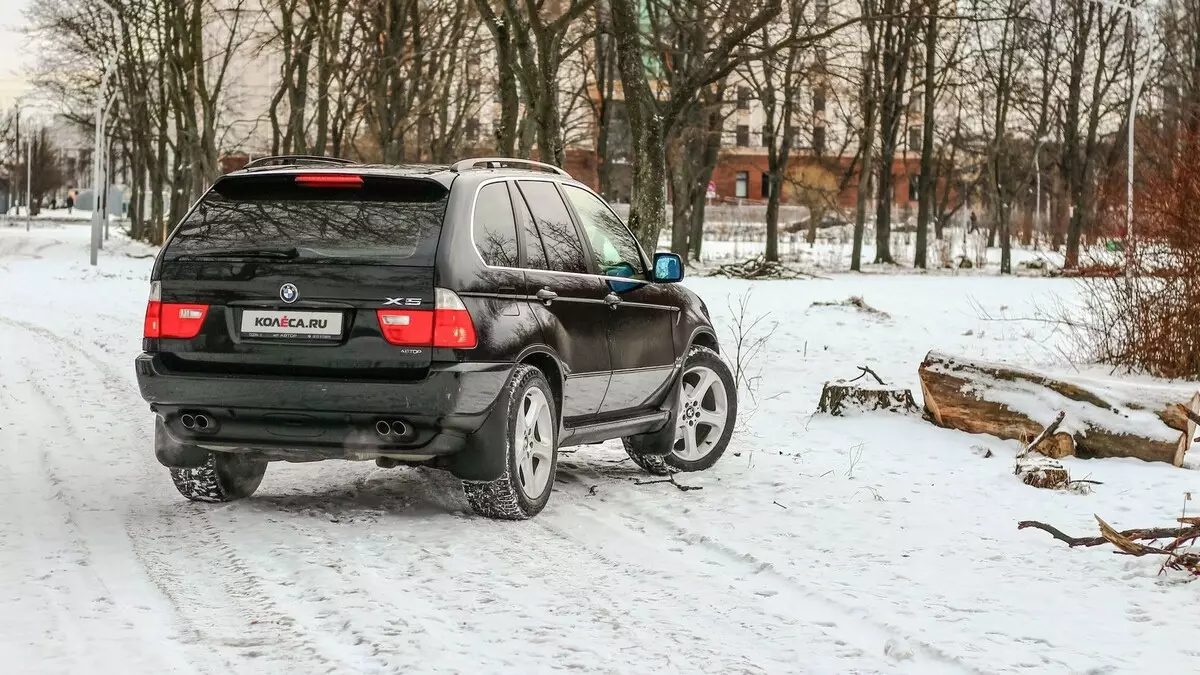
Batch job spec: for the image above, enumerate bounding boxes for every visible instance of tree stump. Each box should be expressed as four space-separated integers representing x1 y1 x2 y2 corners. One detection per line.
818 381 918 416
1015 455 1070 490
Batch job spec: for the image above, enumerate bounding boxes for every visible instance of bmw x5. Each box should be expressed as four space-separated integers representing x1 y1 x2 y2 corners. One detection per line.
135 156 737 519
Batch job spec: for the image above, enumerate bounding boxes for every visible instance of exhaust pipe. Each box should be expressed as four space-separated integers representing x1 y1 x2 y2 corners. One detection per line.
181 414 196 430
375 419 409 440
194 414 211 430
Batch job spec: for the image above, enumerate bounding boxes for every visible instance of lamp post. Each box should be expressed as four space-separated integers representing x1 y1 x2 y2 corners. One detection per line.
1091 0 1148 279
90 0 122 266
1033 135 1051 247
25 138 31 232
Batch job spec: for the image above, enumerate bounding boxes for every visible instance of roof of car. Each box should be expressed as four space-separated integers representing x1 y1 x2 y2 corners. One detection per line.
226 156 578 184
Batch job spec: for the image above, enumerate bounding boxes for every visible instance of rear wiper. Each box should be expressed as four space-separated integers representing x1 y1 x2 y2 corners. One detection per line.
172 246 311 260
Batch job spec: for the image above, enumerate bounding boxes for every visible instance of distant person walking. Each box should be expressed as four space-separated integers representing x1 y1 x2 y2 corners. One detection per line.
65 189 75 215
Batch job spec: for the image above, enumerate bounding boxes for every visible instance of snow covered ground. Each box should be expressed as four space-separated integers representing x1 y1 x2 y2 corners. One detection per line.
1 222 1198 674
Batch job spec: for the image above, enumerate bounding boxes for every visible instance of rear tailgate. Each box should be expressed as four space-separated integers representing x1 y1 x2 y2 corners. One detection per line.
149 171 450 379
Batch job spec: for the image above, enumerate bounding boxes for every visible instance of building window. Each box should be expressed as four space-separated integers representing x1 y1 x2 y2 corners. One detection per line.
910 89 924 114
786 125 798 147
908 126 922 152
813 87 826 113
737 87 751 110
466 118 480 142
735 171 749 199
813 126 826 155
762 124 772 147
909 174 921 201
761 172 772 198
815 0 829 23
736 125 750 147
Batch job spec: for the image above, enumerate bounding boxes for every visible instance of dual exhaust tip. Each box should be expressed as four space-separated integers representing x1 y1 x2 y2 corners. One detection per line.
375 420 409 439
180 413 213 431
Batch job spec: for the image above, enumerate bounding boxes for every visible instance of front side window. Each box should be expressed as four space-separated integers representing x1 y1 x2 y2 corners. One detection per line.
735 172 749 199
472 182 518 267
516 181 588 274
562 185 645 277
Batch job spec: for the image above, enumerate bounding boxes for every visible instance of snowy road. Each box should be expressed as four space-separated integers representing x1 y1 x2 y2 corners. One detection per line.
2 224 1198 674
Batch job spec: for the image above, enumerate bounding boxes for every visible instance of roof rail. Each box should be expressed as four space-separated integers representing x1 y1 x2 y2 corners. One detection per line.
243 155 357 169
450 157 569 177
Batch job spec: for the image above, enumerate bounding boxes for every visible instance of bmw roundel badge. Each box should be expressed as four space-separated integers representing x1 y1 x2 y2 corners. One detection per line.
280 283 299 304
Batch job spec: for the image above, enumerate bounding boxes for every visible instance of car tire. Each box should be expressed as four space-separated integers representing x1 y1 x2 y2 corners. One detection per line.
624 345 737 474
463 365 559 520
169 451 268 503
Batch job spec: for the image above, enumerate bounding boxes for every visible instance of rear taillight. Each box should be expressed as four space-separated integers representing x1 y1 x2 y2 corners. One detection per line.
432 288 477 348
143 281 209 339
143 282 162 338
376 288 477 349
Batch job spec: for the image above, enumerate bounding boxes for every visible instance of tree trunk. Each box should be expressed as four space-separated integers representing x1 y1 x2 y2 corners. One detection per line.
609 0 667 251
919 351 1191 465
914 2 937 269
852 40 877 272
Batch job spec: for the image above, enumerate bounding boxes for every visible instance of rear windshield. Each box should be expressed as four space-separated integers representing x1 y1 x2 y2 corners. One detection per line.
165 176 448 265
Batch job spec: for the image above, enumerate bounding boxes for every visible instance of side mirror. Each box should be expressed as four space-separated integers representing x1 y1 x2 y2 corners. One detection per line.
652 253 684 283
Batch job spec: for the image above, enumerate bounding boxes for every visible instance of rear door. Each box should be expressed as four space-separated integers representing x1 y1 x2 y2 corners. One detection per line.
511 180 611 425
151 171 448 379
560 184 678 414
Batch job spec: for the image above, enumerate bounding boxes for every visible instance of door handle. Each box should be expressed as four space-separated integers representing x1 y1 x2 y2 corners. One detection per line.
604 293 621 309
535 287 558 305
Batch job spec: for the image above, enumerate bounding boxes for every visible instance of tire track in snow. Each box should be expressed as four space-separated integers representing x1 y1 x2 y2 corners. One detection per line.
0 318 349 674
0 335 198 673
11 310 749 673
555 457 980 674
228 468 654 674
5 314 403 673
241 466 767 673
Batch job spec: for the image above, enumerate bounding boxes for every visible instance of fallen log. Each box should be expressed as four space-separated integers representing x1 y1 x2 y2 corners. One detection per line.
919 351 1196 466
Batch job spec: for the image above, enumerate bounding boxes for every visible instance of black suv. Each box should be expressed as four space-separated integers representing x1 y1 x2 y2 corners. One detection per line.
135 156 736 519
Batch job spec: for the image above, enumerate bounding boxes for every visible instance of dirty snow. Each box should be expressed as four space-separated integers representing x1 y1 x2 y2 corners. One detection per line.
1 222 1199 674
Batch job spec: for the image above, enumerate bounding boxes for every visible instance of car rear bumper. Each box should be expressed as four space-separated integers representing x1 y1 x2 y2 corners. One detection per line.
136 354 512 458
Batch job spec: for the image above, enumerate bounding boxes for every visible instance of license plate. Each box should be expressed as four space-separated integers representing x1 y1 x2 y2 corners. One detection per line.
240 310 343 340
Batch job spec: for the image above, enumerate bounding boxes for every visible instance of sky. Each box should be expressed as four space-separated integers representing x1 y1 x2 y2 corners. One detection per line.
0 0 34 110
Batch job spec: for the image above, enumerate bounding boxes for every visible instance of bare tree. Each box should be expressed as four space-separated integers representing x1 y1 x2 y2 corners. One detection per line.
741 0 812 262
1060 0 1127 267
871 0 922 265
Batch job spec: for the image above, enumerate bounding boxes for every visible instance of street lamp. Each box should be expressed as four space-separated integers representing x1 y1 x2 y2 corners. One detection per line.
90 0 122 267
25 138 31 232
1091 0 1149 278
1033 134 1051 247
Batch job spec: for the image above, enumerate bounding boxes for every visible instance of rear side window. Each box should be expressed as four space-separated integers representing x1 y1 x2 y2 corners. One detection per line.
509 182 548 270
516 181 588 275
165 175 448 265
472 183 519 267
